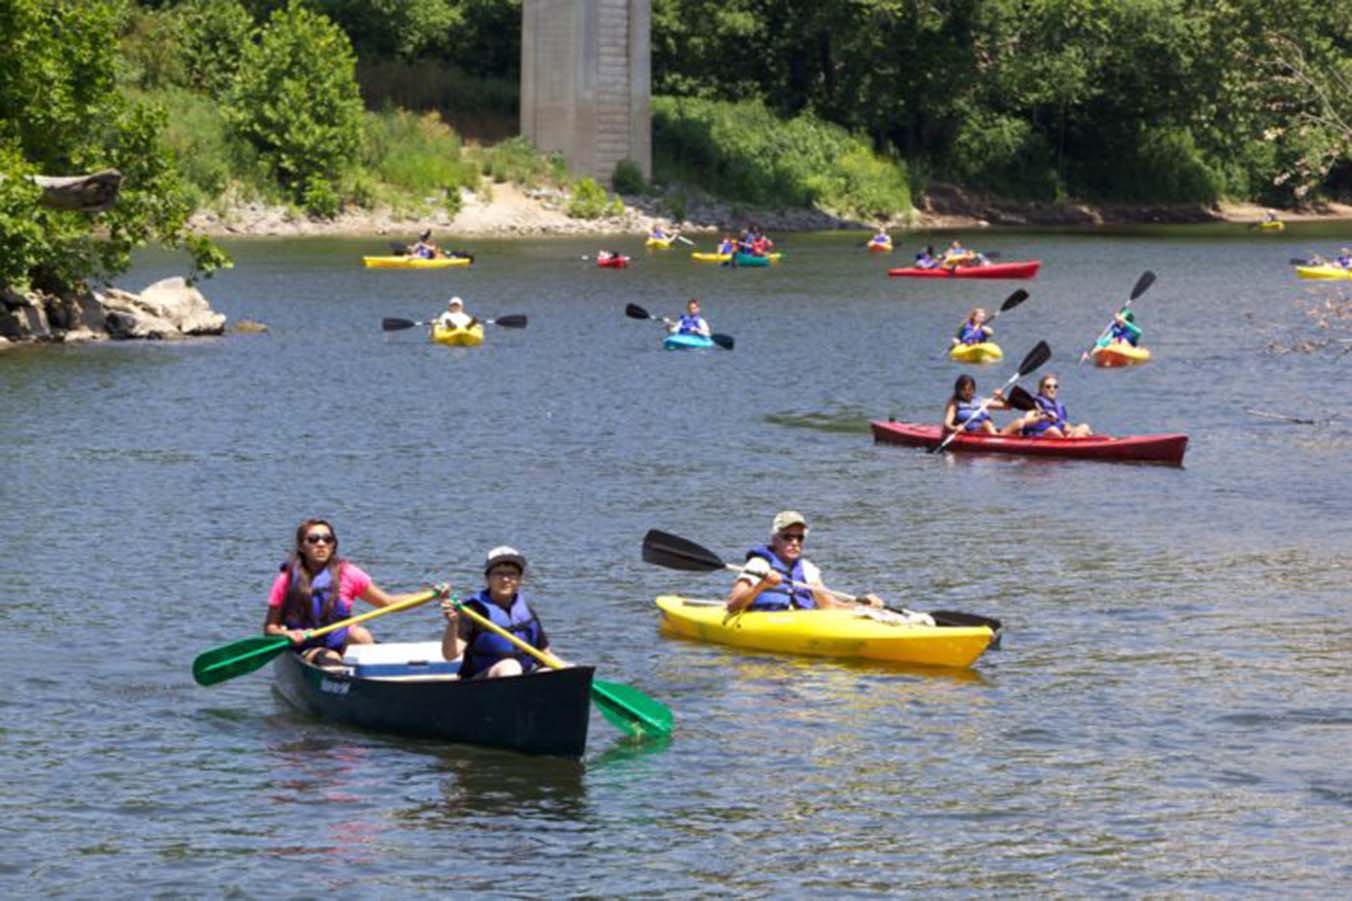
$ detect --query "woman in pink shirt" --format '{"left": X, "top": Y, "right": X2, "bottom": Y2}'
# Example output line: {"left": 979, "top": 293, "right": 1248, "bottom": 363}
{"left": 263, "top": 518, "right": 445, "bottom": 666}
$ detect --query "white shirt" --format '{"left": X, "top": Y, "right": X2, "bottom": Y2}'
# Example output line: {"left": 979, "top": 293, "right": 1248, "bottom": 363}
{"left": 435, "top": 310, "right": 473, "bottom": 329}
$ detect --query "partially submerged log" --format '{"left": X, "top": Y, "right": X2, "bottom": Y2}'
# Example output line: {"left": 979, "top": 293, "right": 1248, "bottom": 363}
{"left": 1, "top": 169, "right": 124, "bottom": 212}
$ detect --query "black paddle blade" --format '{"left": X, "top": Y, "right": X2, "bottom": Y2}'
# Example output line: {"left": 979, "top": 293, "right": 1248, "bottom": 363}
{"left": 1000, "top": 289, "right": 1030, "bottom": 312}
{"left": 1288, "top": 257, "right": 1311, "bottom": 266}
{"left": 1018, "top": 340, "right": 1052, "bottom": 376}
{"left": 711, "top": 333, "right": 735, "bottom": 350}
{"left": 1130, "top": 271, "right": 1156, "bottom": 300}
{"left": 641, "top": 529, "right": 726, "bottom": 572}
{"left": 625, "top": 303, "right": 652, "bottom": 320}
{"left": 929, "top": 609, "right": 1003, "bottom": 633}
{"left": 381, "top": 317, "right": 418, "bottom": 331}
{"left": 388, "top": 242, "right": 408, "bottom": 255}
{"left": 1007, "top": 384, "right": 1038, "bottom": 411}
{"left": 492, "top": 314, "right": 528, "bottom": 328}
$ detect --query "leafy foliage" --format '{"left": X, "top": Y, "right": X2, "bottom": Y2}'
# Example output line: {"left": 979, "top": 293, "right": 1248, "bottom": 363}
{"left": 566, "top": 178, "right": 624, "bottom": 219}
{"left": 224, "top": 1, "right": 365, "bottom": 216}
{"left": 611, "top": 159, "right": 646, "bottom": 195}
{"left": 0, "top": 0, "right": 225, "bottom": 293}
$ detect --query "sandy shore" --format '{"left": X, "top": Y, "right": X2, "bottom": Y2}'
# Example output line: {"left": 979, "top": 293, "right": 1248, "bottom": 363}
{"left": 186, "top": 181, "right": 1352, "bottom": 239}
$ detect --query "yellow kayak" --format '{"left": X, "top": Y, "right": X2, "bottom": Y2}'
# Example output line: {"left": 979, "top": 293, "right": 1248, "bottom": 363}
{"left": 431, "top": 322, "right": 484, "bottom": 346}
{"left": 949, "top": 341, "right": 1004, "bottom": 364}
{"left": 1295, "top": 265, "right": 1352, "bottom": 280}
{"left": 654, "top": 595, "right": 994, "bottom": 668}
{"left": 1091, "top": 342, "right": 1151, "bottom": 367}
{"left": 691, "top": 252, "right": 782, "bottom": 263}
{"left": 1258, "top": 220, "right": 1285, "bottom": 231}
{"left": 363, "top": 256, "right": 471, "bottom": 269}
{"left": 645, "top": 236, "right": 676, "bottom": 249}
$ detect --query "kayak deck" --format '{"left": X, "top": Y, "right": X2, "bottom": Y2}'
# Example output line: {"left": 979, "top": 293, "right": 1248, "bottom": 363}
{"left": 655, "top": 595, "right": 994, "bottom": 669}
{"left": 870, "top": 420, "right": 1188, "bottom": 465}
{"left": 949, "top": 342, "right": 1004, "bottom": 363}
{"left": 664, "top": 333, "right": 715, "bottom": 351}
{"left": 888, "top": 260, "right": 1040, "bottom": 279}
{"left": 363, "top": 255, "right": 471, "bottom": 269}
{"left": 432, "top": 323, "right": 484, "bottom": 346}
{"left": 1091, "top": 342, "right": 1151, "bottom": 367}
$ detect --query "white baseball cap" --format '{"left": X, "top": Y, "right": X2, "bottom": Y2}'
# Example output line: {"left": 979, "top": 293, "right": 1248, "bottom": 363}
{"left": 771, "top": 510, "right": 808, "bottom": 536}
{"left": 484, "top": 545, "right": 526, "bottom": 575}
{"left": 448, "top": 296, "right": 464, "bottom": 308}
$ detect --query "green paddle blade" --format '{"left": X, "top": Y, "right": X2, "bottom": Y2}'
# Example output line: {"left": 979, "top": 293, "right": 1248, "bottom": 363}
{"left": 590, "top": 679, "right": 673, "bottom": 738}
{"left": 192, "top": 634, "right": 292, "bottom": 686}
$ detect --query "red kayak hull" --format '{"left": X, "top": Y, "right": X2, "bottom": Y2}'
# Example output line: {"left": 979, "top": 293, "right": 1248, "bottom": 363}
{"left": 597, "top": 256, "right": 630, "bottom": 269}
{"left": 870, "top": 420, "right": 1187, "bottom": 465}
{"left": 887, "top": 261, "right": 1041, "bottom": 279}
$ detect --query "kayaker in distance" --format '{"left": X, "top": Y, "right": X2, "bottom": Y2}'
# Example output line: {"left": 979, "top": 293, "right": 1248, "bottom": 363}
{"left": 868, "top": 227, "right": 892, "bottom": 248}
{"left": 914, "top": 245, "right": 940, "bottom": 269}
{"left": 1102, "top": 308, "right": 1142, "bottom": 348}
{"left": 650, "top": 224, "right": 674, "bottom": 242}
{"left": 1015, "top": 375, "right": 1094, "bottom": 438}
{"left": 952, "top": 307, "right": 994, "bottom": 347}
{"left": 1337, "top": 247, "right": 1352, "bottom": 268}
{"left": 264, "top": 518, "right": 449, "bottom": 668}
{"left": 666, "top": 298, "right": 711, "bottom": 337}
{"left": 408, "top": 229, "right": 440, "bottom": 259}
{"left": 717, "top": 235, "right": 736, "bottom": 255}
{"left": 441, "top": 546, "right": 562, "bottom": 679}
{"left": 434, "top": 296, "right": 476, "bottom": 331}
{"left": 942, "top": 240, "right": 991, "bottom": 269}
{"left": 726, "top": 511, "right": 884, "bottom": 614}
{"left": 942, "top": 373, "right": 1013, "bottom": 435}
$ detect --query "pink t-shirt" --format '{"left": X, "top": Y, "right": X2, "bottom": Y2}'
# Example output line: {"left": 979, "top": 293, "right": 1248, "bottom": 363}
{"left": 267, "top": 562, "right": 373, "bottom": 609}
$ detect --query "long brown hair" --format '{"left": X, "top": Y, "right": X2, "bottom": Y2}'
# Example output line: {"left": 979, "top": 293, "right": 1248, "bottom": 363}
{"left": 280, "top": 518, "right": 345, "bottom": 628}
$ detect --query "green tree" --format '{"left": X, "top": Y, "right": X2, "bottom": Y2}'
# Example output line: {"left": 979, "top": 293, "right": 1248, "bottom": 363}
{"left": 224, "top": 0, "right": 365, "bottom": 214}
{"left": 0, "top": 0, "right": 225, "bottom": 292}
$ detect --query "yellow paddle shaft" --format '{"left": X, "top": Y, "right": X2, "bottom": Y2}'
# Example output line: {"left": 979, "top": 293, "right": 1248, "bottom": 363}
{"left": 302, "top": 588, "right": 441, "bottom": 640}
{"left": 453, "top": 600, "right": 564, "bottom": 669}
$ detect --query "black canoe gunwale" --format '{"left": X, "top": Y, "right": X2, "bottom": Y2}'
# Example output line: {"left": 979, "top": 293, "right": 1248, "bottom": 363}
{"left": 272, "top": 650, "right": 595, "bottom": 758}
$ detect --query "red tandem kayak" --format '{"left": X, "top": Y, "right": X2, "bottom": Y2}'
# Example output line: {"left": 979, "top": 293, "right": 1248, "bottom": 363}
{"left": 888, "top": 261, "right": 1040, "bottom": 279}
{"left": 870, "top": 420, "right": 1187, "bottom": 465}
{"left": 597, "top": 255, "right": 630, "bottom": 269}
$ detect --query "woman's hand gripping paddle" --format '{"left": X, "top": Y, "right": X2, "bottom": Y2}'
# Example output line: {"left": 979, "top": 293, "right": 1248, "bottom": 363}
{"left": 932, "top": 341, "right": 1052, "bottom": 454}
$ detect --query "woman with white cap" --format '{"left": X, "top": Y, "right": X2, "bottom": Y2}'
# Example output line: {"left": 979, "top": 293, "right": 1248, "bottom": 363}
{"left": 726, "top": 512, "right": 884, "bottom": 614}
{"left": 440, "top": 547, "right": 557, "bottom": 679}
{"left": 434, "top": 296, "right": 476, "bottom": 331}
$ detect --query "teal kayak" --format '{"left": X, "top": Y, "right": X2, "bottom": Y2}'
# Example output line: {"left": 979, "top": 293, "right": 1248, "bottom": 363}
{"left": 663, "top": 333, "right": 715, "bottom": 351}
{"left": 731, "top": 252, "right": 773, "bottom": 268}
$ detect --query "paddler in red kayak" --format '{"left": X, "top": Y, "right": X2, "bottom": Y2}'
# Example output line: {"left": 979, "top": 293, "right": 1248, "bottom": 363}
{"left": 942, "top": 239, "right": 991, "bottom": 270}
{"left": 913, "top": 245, "right": 940, "bottom": 269}
{"left": 1013, "top": 374, "right": 1094, "bottom": 438}
{"left": 726, "top": 511, "right": 884, "bottom": 614}
{"left": 942, "top": 374, "right": 1014, "bottom": 435}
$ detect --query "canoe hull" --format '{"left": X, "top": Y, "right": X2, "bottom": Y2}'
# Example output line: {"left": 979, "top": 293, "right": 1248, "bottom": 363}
{"left": 1090, "top": 343, "right": 1151, "bottom": 367}
{"left": 663, "top": 333, "right": 715, "bottom": 351}
{"left": 363, "top": 256, "right": 470, "bottom": 269}
{"left": 654, "top": 596, "right": 993, "bottom": 668}
{"left": 431, "top": 323, "right": 484, "bottom": 346}
{"left": 871, "top": 420, "right": 1187, "bottom": 465}
{"left": 1295, "top": 265, "right": 1352, "bottom": 280}
{"left": 949, "top": 342, "right": 1004, "bottom": 364}
{"left": 888, "top": 261, "right": 1040, "bottom": 279}
{"left": 272, "top": 648, "right": 594, "bottom": 757}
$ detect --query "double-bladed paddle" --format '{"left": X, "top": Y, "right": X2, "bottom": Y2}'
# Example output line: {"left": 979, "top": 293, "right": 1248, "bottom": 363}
{"left": 624, "top": 303, "right": 734, "bottom": 350}
{"left": 932, "top": 341, "right": 1052, "bottom": 454}
{"left": 192, "top": 588, "right": 443, "bottom": 686}
{"left": 381, "top": 314, "right": 527, "bottom": 331}
{"left": 640, "top": 529, "right": 999, "bottom": 633}
{"left": 1079, "top": 271, "right": 1155, "bottom": 362}
{"left": 447, "top": 599, "right": 673, "bottom": 739}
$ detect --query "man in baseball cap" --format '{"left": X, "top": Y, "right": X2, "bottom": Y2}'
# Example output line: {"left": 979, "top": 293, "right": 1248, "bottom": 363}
{"left": 441, "top": 545, "right": 564, "bottom": 679}
{"left": 726, "top": 511, "right": 883, "bottom": 614}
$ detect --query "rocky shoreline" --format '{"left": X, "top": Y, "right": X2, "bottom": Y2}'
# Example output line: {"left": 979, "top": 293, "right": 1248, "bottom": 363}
{"left": 185, "top": 181, "right": 1352, "bottom": 239}
{"left": 0, "top": 277, "right": 229, "bottom": 351}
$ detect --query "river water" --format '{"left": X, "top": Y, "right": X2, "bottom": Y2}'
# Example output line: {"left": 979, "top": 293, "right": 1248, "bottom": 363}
{"left": 3, "top": 227, "right": 1349, "bottom": 895}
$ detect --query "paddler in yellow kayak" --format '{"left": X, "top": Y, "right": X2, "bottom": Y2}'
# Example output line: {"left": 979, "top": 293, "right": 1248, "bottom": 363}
{"left": 433, "top": 296, "right": 477, "bottom": 331}
{"left": 951, "top": 306, "right": 994, "bottom": 349}
{"left": 726, "top": 511, "right": 885, "bottom": 614}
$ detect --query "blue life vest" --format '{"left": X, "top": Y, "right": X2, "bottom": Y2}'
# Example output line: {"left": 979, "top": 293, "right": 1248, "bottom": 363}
{"left": 954, "top": 399, "right": 991, "bottom": 431}
{"left": 718, "top": 240, "right": 734, "bottom": 254}
{"left": 744, "top": 545, "right": 816, "bottom": 611}
{"left": 956, "top": 321, "right": 988, "bottom": 345}
{"left": 458, "top": 590, "right": 544, "bottom": 679}
{"left": 1022, "top": 394, "right": 1068, "bottom": 436}
{"left": 1108, "top": 321, "right": 1139, "bottom": 346}
{"left": 282, "top": 563, "right": 351, "bottom": 651}
{"left": 915, "top": 253, "right": 938, "bottom": 269}
{"left": 1337, "top": 254, "right": 1351, "bottom": 268}
{"left": 677, "top": 313, "right": 707, "bottom": 335}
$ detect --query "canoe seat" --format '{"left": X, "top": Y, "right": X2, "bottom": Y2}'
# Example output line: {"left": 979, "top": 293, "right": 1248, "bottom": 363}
{"left": 342, "top": 641, "right": 461, "bottom": 678}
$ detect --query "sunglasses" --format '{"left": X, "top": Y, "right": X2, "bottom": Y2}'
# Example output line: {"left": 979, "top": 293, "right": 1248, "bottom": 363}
{"left": 488, "top": 568, "right": 521, "bottom": 579}
{"left": 304, "top": 534, "right": 335, "bottom": 545}
{"left": 1044, "top": 383, "right": 1059, "bottom": 389}
{"left": 778, "top": 532, "right": 807, "bottom": 544}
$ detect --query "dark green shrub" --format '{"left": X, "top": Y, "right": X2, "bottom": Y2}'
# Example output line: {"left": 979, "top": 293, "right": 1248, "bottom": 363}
{"left": 179, "top": 0, "right": 255, "bottom": 97}
{"left": 612, "top": 159, "right": 646, "bottom": 194}
{"left": 950, "top": 111, "right": 1062, "bottom": 201}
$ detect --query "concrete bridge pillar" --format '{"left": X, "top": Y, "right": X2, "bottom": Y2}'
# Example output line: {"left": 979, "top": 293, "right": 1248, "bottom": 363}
{"left": 520, "top": 0, "right": 651, "bottom": 186}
